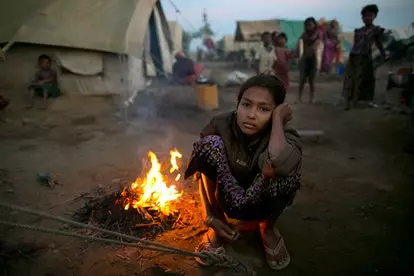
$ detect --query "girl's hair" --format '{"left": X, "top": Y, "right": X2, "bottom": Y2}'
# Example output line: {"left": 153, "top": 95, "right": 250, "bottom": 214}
{"left": 237, "top": 74, "right": 286, "bottom": 105}
{"left": 304, "top": 17, "right": 317, "bottom": 26}
{"left": 262, "top": 31, "right": 271, "bottom": 38}
{"left": 278, "top": 32, "right": 288, "bottom": 42}
{"left": 361, "top": 4, "right": 379, "bottom": 16}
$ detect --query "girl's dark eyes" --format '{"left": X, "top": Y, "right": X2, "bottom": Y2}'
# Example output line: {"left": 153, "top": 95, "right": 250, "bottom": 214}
{"left": 258, "top": 107, "right": 271, "bottom": 112}
{"left": 241, "top": 102, "right": 270, "bottom": 112}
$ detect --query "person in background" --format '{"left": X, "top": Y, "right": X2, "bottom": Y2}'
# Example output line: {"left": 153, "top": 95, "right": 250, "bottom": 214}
{"left": 172, "top": 52, "right": 204, "bottom": 85}
{"left": 0, "top": 95, "right": 9, "bottom": 111}
{"left": 185, "top": 74, "right": 302, "bottom": 271}
{"left": 249, "top": 47, "right": 257, "bottom": 69}
{"left": 27, "top": 54, "right": 60, "bottom": 109}
{"left": 320, "top": 20, "right": 340, "bottom": 74}
{"left": 256, "top": 32, "right": 277, "bottom": 74}
{"left": 271, "top": 31, "right": 279, "bottom": 47}
{"left": 342, "top": 4, "right": 387, "bottom": 110}
{"left": 274, "top": 33, "right": 293, "bottom": 89}
{"left": 331, "top": 20, "right": 344, "bottom": 67}
{"left": 297, "top": 17, "right": 322, "bottom": 104}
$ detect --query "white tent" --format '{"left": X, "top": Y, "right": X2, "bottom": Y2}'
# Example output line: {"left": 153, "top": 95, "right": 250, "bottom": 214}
{"left": 168, "top": 21, "right": 183, "bottom": 53}
{"left": 0, "top": 0, "right": 174, "bottom": 98}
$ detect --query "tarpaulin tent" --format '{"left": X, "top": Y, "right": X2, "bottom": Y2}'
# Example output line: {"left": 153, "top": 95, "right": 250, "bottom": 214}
{"left": 386, "top": 23, "right": 414, "bottom": 57}
{"left": 235, "top": 20, "right": 280, "bottom": 42}
{"left": 0, "top": 0, "right": 174, "bottom": 97}
{"left": 278, "top": 19, "right": 304, "bottom": 50}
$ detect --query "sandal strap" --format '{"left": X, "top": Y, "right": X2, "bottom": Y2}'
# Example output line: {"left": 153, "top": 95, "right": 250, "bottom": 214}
{"left": 264, "top": 237, "right": 285, "bottom": 256}
{"left": 204, "top": 215, "right": 215, "bottom": 227}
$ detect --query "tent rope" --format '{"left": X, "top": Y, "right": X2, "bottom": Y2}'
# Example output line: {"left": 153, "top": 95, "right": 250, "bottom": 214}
{"left": 0, "top": 202, "right": 255, "bottom": 275}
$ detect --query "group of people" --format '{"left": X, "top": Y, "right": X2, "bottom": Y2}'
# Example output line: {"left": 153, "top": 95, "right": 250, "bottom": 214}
{"left": 255, "top": 4, "right": 386, "bottom": 109}
{"left": 184, "top": 3, "right": 389, "bottom": 272}
{"left": 256, "top": 17, "right": 336, "bottom": 104}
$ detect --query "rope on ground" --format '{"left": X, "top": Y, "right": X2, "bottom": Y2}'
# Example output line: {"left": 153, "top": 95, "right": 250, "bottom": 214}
{"left": 0, "top": 202, "right": 255, "bottom": 275}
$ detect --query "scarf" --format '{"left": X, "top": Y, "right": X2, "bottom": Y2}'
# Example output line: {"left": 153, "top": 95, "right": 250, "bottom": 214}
{"left": 200, "top": 111, "right": 271, "bottom": 185}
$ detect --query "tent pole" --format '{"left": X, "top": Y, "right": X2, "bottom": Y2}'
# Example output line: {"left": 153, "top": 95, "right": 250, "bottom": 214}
{"left": 0, "top": 40, "right": 15, "bottom": 60}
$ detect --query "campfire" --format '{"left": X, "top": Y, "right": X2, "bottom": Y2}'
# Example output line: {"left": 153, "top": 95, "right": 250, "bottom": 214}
{"left": 118, "top": 149, "right": 183, "bottom": 216}
{"left": 73, "top": 149, "right": 185, "bottom": 238}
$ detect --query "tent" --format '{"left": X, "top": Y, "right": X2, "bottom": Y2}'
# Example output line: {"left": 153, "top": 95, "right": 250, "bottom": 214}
{"left": 278, "top": 19, "right": 304, "bottom": 50}
{"left": 168, "top": 21, "right": 183, "bottom": 53}
{"left": 0, "top": 0, "right": 174, "bottom": 98}
{"left": 386, "top": 23, "right": 414, "bottom": 57}
{"left": 234, "top": 18, "right": 347, "bottom": 52}
{"left": 235, "top": 20, "right": 280, "bottom": 42}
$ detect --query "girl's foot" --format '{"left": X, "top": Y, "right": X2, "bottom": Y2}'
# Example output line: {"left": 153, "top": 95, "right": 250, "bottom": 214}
{"left": 195, "top": 228, "right": 225, "bottom": 266}
{"left": 261, "top": 226, "right": 291, "bottom": 270}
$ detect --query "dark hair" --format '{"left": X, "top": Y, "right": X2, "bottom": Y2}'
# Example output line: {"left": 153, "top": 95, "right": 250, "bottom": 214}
{"left": 237, "top": 74, "right": 286, "bottom": 105}
{"left": 262, "top": 31, "right": 271, "bottom": 38}
{"left": 277, "top": 32, "right": 288, "bottom": 42}
{"left": 304, "top": 17, "right": 317, "bottom": 26}
{"left": 38, "top": 54, "right": 51, "bottom": 62}
{"left": 361, "top": 4, "right": 379, "bottom": 16}
{"left": 271, "top": 31, "right": 278, "bottom": 40}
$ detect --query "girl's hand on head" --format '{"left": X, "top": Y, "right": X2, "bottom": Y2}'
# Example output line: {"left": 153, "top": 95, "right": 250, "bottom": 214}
{"left": 273, "top": 103, "right": 292, "bottom": 124}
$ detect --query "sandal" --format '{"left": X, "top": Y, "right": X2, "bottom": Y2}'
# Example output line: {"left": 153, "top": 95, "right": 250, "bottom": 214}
{"left": 262, "top": 228, "right": 291, "bottom": 270}
{"left": 195, "top": 228, "right": 225, "bottom": 266}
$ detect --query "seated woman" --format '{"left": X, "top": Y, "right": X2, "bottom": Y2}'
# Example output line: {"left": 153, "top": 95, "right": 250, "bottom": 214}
{"left": 172, "top": 52, "right": 204, "bottom": 85}
{"left": 184, "top": 74, "right": 302, "bottom": 270}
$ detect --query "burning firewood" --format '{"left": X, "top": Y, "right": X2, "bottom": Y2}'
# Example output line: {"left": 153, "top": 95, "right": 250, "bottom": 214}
{"left": 72, "top": 149, "right": 185, "bottom": 239}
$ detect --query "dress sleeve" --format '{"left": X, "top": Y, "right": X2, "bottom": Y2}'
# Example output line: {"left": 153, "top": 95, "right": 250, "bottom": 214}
{"left": 258, "top": 127, "right": 302, "bottom": 176}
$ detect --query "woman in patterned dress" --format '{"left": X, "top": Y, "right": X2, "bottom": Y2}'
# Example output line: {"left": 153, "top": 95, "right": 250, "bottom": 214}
{"left": 343, "top": 4, "right": 388, "bottom": 110}
{"left": 184, "top": 74, "right": 302, "bottom": 270}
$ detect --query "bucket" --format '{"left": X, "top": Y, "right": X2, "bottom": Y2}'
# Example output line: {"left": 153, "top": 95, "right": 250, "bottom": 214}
{"left": 336, "top": 64, "right": 344, "bottom": 76}
{"left": 196, "top": 84, "right": 219, "bottom": 111}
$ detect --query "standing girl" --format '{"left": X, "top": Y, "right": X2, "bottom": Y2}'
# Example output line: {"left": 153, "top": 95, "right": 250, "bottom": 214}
{"left": 343, "top": 4, "right": 387, "bottom": 110}
{"left": 274, "top": 33, "right": 293, "bottom": 89}
{"left": 185, "top": 74, "right": 302, "bottom": 270}
{"left": 320, "top": 20, "right": 340, "bottom": 74}
{"left": 297, "top": 17, "right": 323, "bottom": 104}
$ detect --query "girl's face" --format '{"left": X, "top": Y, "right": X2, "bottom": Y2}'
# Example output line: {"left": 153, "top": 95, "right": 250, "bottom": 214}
{"left": 236, "top": 86, "right": 276, "bottom": 136}
{"left": 362, "top": 12, "right": 376, "bottom": 25}
{"left": 305, "top": 21, "right": 316, "bottom": 32}
{"left": 278, "top": 37, "right": 287, "bottom": 46}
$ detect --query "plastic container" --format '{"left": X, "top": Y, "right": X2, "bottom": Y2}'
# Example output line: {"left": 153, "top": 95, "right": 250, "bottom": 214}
{"left": 196, "top": 84, "right": 219, "bottom": 111}
{"left": 336, "top": 64, "right": 344, "bottom": 76}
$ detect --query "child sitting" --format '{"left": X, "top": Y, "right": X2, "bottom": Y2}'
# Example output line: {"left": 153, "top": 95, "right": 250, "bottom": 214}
{"left": 274, "top": 33, "right": 293, "bottom": 89}
{"left": 27, "top": 54, "right": 61, "bottom": 109}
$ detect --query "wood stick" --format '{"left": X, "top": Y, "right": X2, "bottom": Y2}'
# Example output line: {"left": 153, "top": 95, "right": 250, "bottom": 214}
{"left": 134, "top": 223, "right": 160, "bottom": 228}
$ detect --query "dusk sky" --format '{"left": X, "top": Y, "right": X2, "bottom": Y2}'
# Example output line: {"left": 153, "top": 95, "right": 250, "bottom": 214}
{"left": 161, "top": 0, "right": 413, "bottom": 48}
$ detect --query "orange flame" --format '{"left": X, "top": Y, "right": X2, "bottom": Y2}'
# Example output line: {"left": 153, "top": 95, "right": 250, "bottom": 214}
{"left": 121, "top": 149, "right": 183, "bottom": 216}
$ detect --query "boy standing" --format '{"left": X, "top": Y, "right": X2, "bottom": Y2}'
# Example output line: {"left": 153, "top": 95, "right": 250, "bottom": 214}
{"left": 256, "top": 32, "right": 277, "bottom": 75}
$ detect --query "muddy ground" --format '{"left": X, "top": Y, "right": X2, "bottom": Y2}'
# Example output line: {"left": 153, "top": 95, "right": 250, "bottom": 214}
{"left": 0, "top": 66, "right": 413, "bottom": 276}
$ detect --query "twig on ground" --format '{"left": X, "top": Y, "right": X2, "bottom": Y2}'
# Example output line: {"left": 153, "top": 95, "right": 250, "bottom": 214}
{"left": 183, "top": 228, "right": 207, "bottom": 240}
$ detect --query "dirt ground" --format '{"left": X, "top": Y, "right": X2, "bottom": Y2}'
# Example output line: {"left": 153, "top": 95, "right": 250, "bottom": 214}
{"left": 0, "top": 65, "right": 413, "bottom": 276}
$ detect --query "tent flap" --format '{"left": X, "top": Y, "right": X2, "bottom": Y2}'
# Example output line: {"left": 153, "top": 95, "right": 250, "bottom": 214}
{"left": 55, "top": 50, "right": 103, "bottom": 75}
